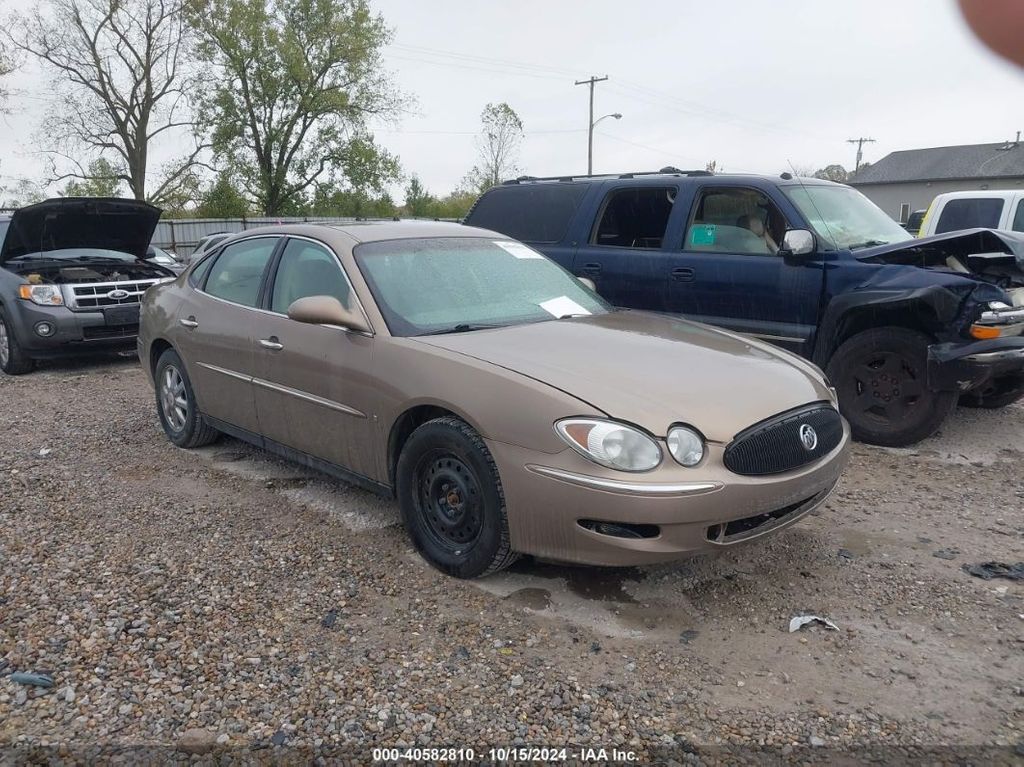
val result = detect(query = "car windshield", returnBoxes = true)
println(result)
[6,247,137,263]
[354,237,610,337]
[784,184,913,250]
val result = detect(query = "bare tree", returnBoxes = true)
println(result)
[0,24,15,108]
[8,0,206,203]
[462,102,523,192]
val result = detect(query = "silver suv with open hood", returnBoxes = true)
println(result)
[0,197,173,374]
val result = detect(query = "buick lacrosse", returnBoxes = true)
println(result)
[139,222,849,578]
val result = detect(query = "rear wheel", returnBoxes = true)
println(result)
[959,375,1024,409]
[396,417,517,579]
[154,349,219,448]
[826,327,957,447]
[0,308,35,376]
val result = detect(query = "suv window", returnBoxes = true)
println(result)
[935,197,1002,233]
[270,239,351,314]
[203,237,277,307]
[592,187,674,249]
[0,220,9,248]
[467,184,587,243]
[686,187,786,255]
[1012,200,1024,232]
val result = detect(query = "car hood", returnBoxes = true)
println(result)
[415,310,832,443]
[0,197,162,264]
[855,228,1024,269]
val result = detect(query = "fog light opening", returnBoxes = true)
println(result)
[34,322,56,337]
[578,519,660,539]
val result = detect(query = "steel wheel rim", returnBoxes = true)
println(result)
[0,320,9,367]
[414,451,484,553]
[160,365,188,432]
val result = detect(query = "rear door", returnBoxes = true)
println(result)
[662,183,825,354]
[174,235,280,432]
[569,182,680,311]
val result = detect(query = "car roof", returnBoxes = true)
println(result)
[221,220,500,245]
[933,189,1020,200]
[495,171,842,189]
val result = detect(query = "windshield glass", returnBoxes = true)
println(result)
[784,184,913,250]
[354,237,610,337]
[7,248,137,263]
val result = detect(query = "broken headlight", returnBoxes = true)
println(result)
[970,301,1024,339]
[18,284,64,306]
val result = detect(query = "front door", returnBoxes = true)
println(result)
[174,236,280,432]
[251,237,380,480]
[664,185,825,354]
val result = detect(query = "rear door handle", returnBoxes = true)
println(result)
[179,316,199,329]
[671,267,695,282]
[580,262,603,276]
[259,337,284,351]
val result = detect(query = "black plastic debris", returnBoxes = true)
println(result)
[838,548,856,560]
[9,672,54,688]
[679,629,699,644]
[321,609,338,628]
[962,562,1024,581]
[933,548,960,560]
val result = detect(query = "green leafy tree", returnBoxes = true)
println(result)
[310,186,396,217]
[813,164,849,183]
[462,102,523,193]
[403,175,435,218]
[60,158,124,197]
[9,0,206,203]
[189,0,403,216]
[196,173,251,218]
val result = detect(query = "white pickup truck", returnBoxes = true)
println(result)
[919,190,1024,237]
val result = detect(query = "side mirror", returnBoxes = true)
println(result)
[287,295,371,334]
[577,276,597,292]
[779,229,816,258]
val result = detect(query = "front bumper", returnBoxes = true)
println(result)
[6,300,140,359]
[486,418,850,567]
[928,337,1024,392]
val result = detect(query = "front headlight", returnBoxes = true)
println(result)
[667,425,705,467]
[18,284,64,306]
[555,418,662,472]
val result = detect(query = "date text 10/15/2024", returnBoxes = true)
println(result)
[372,747,639,762]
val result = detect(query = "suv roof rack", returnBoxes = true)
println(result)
[502,167,714,185]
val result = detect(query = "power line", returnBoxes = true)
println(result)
[847,137,876,172]
[575,75,608,174]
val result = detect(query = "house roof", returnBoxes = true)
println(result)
[848,141,1024,185]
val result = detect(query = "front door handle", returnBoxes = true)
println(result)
[179,316,199,329]
[580,262,603,276]
[259,337,284,351]
[671,267,695,282]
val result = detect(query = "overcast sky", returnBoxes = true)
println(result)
[2,0,1023,201]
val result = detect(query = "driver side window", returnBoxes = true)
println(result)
[685,188,787,256]
[270,239,352,315]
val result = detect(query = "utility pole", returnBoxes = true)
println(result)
[847,137,876,173]
[576,75,609,175]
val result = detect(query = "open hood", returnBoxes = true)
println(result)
[854,228,1024,268]
[0,197,162,264]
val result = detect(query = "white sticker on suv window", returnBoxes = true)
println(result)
[540,296,591,318]
[494,240,543,259]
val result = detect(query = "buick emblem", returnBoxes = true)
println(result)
[106,289,130,300]
[799,423,818,451]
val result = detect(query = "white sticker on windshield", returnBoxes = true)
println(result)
[494,240,544,259]
[540,296,592,318]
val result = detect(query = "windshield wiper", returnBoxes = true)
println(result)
[847,240,888,250]
[424,322,506,336]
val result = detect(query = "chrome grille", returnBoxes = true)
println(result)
[724,404,843,476]
[65,280,161,311]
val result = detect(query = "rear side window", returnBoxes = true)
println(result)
[1012,200,1024,232]
[0,221,9,249]
[466,184,587,243]
[203,237,277,307]
[188,252,216,287]
[935,198,1002,233]
[591,187,675,249]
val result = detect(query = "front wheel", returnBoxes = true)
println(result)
[826,327,957,447]
[154,349,219,448]
[396,417,518,579]
[0,308,36,375]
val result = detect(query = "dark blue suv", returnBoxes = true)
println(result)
[465,169,1024,446]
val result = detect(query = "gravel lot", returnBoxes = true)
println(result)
[1,356,1021,762]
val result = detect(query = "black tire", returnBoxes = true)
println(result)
[154,348,219,448]
[826,327,958,447]
[396,416,518,579]
[0,307,36,375]
[959,375,1024,409]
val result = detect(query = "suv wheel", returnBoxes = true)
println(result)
[154,348,219,448]
[0,307,35,375]
[959,374,1024,409]
[826,327,957,447]
[396,416,518,579]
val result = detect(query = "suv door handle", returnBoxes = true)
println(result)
[580,262,602,276]
[671,267,695,282]
[179,316,199,329]
[259,337,284,351]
